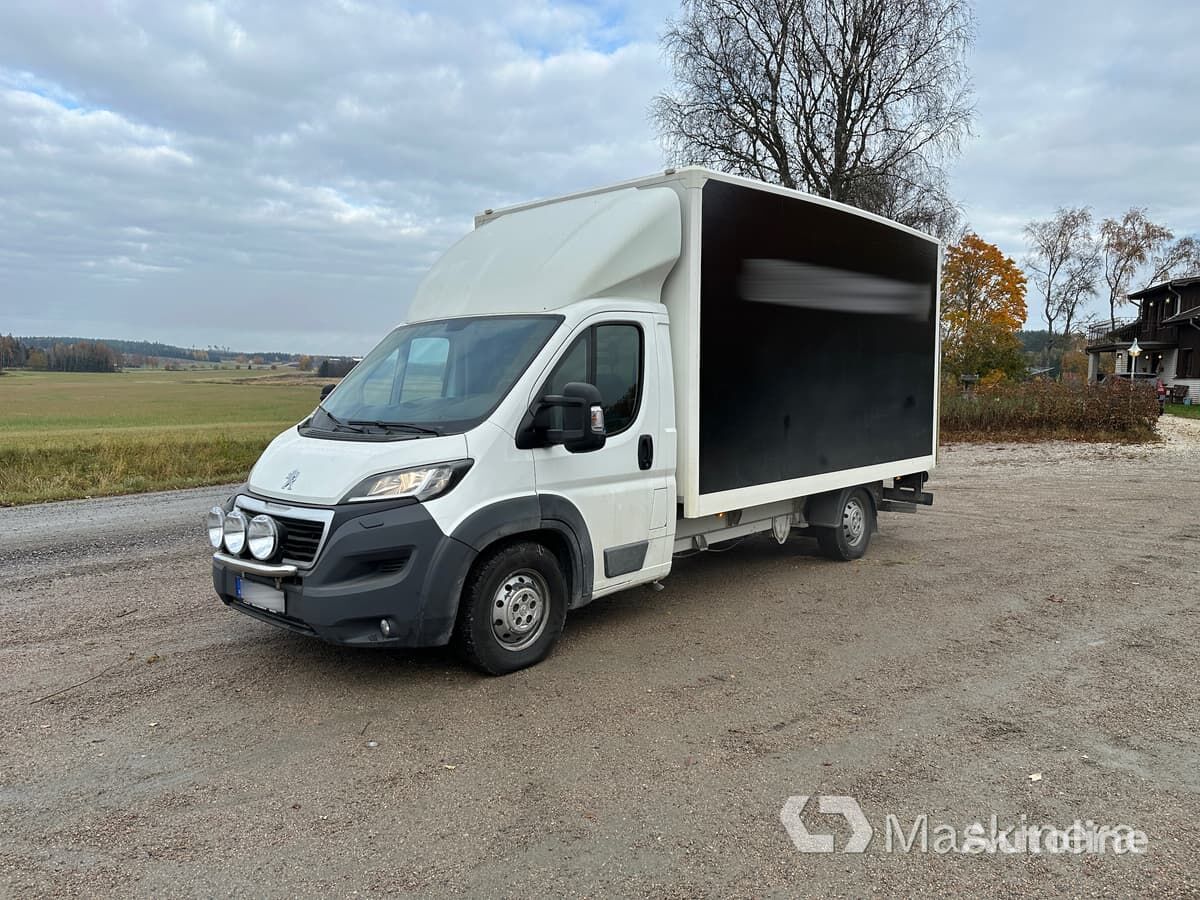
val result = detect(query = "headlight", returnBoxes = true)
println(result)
[206,506,226,549]
[222,509,248,555]
[343,459,472,503]
[247,515,280,561]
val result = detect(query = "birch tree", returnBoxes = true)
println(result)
[1099,209,1171,329]
[1024,207,1099,363]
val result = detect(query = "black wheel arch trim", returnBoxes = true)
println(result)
[446,494,594,613]
[537,494,594,609]
[805,483,881,531]
[451,495,542,551]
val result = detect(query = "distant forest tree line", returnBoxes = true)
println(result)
[1,334,355,375]
[0,335,120,372]
[18,336,294,364]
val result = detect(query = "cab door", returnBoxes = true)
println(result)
[531,312,665,597]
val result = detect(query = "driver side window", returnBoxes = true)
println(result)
[542,323,642,435]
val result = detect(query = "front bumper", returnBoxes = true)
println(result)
[212,495,476,647]
[212,553,298,578]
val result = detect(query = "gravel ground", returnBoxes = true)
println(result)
[1,418,1198,897]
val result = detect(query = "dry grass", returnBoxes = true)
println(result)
[940,378,1160,444]
[0,369,323,505]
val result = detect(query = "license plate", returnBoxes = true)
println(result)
[235,575,286,614]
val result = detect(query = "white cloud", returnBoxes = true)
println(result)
[0,0,676,353]
[952,1,1200,280]
[0,0,1196,349]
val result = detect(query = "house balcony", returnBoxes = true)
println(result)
[1086,318,1178,351]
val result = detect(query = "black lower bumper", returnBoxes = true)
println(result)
[212,496,477,648]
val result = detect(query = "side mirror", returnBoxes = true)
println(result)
[559,382,607,453]
[516,382,607,452]
[320,383,336,400]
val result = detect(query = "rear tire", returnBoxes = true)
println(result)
[816,488,874,561]
[453,541,568,675]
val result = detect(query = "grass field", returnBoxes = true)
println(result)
[0,369,324,505]
[1166,402,1200,419]
[10,367,1185,506]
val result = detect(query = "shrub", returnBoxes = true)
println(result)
[941,379,1159,442]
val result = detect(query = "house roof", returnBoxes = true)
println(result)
[1128,273,1200,300]
[1163,306,1200,325]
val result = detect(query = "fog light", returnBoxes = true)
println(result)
[222,510,248,555]
[247,514,279,561]
[379,618,393,638]
[206,506,225,549]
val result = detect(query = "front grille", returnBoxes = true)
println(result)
[274,514,326,564]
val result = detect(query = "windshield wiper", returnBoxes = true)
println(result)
[317,404,367,433]
[348,420,442,436]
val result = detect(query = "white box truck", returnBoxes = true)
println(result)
[207,168,940,674]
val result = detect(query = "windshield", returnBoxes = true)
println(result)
[310,315,560,437]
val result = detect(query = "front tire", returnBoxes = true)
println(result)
[454,541,568,675]
[816,488,874,561]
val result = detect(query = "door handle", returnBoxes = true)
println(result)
[638,435,653,470]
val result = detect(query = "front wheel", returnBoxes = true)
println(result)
[454,541,568,675]
[815,488,874,561]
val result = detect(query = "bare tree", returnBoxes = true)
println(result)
[1099,209,1172,329]
[1144,235,1200,287]
[1024,207,1099,364]
[652,0,973,235]
[1058,247,1100,347]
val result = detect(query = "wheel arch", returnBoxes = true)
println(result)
[805,483,881,532]
[447,494,594,613]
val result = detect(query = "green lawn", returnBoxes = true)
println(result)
[0,368,319,431]
[0,368,325,505]
[1166,403,1200,419]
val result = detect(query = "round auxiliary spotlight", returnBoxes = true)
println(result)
[247,515,279,561]
[222,509,248,555]
[206,506,226,549]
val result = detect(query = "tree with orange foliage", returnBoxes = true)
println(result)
[941,233,1028,383]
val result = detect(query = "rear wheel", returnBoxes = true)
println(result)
[816,488,874,561]
[454,541,568,675]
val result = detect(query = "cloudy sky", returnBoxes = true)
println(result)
[1,0,1197,354]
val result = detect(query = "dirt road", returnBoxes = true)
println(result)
[2,419,1198,897]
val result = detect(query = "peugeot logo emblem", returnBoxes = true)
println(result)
[282,469,300,491]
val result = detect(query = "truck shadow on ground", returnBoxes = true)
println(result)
[228,531,838,689]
